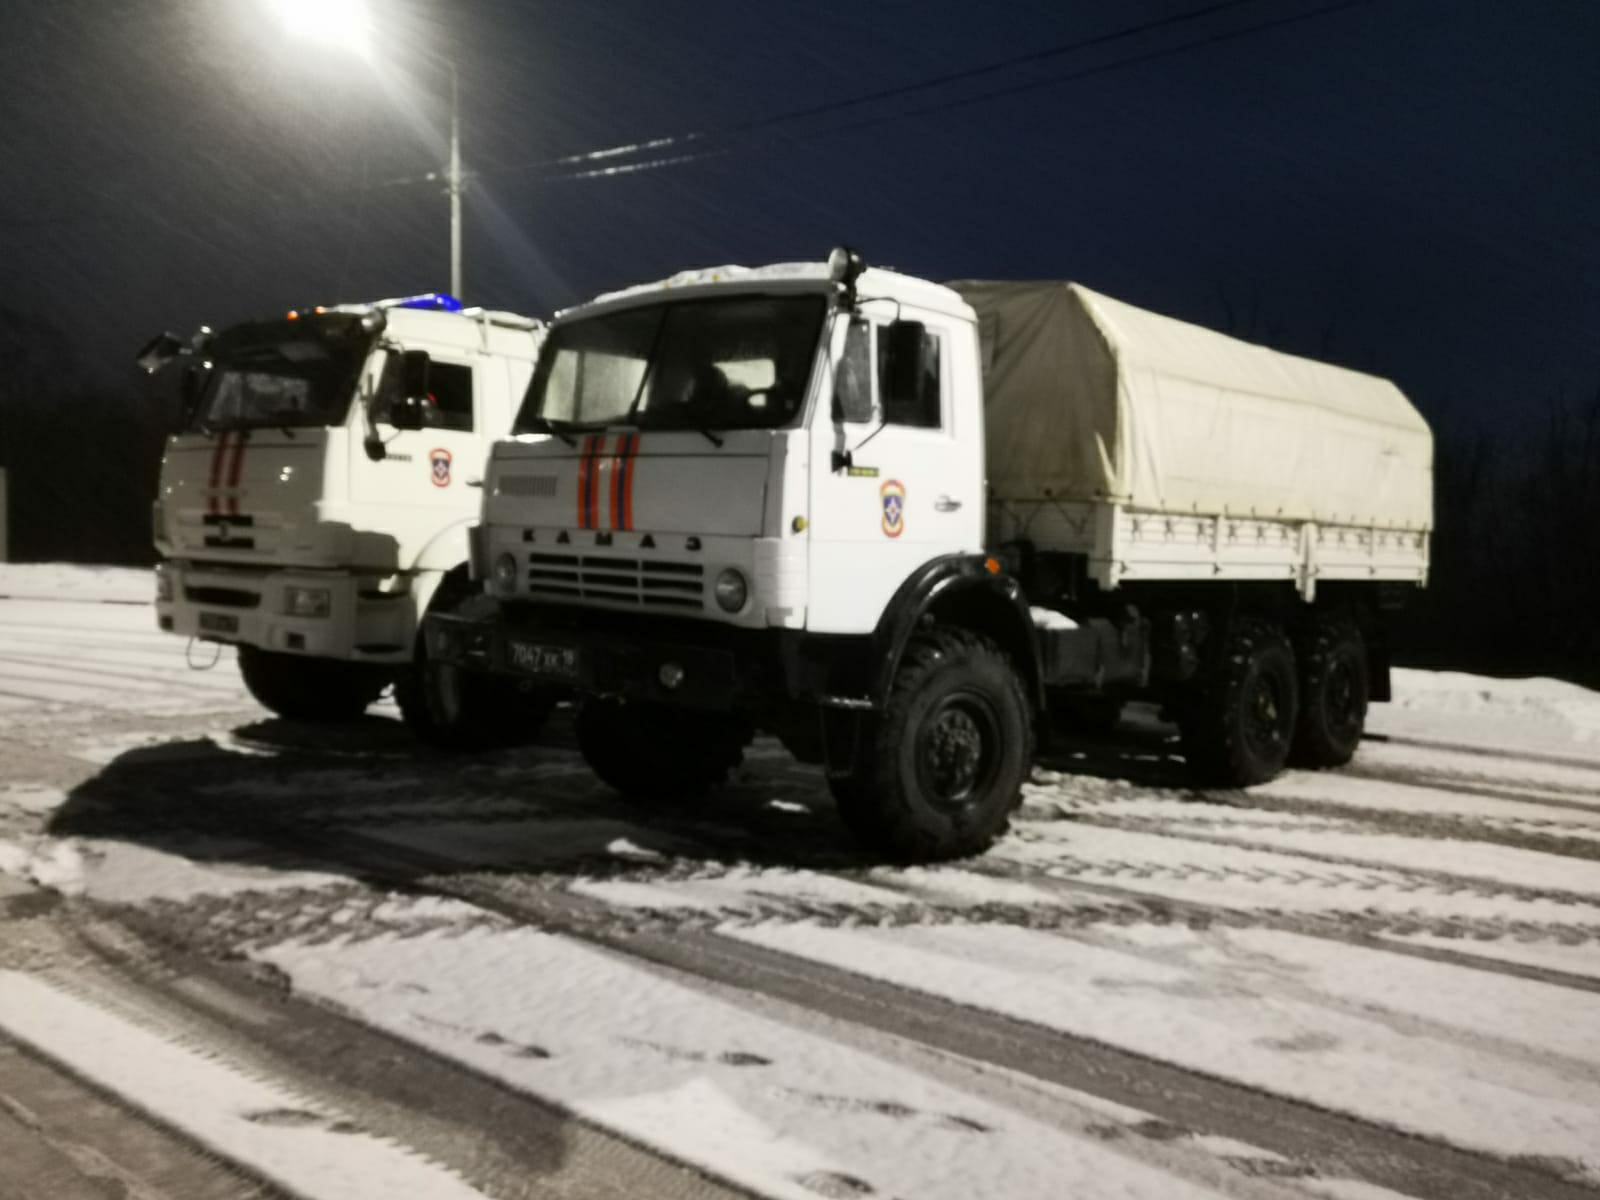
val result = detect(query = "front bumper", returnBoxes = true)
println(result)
[156,562,416,663]
[426,609,741,710]
[424,603,873,713]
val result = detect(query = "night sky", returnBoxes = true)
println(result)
[2,0,1597,439]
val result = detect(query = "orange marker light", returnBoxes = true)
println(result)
[984,557,1002,575]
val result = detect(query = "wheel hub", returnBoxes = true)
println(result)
[928,709,983,793]
[1326,658,1361,737]
[916,692,1000,811]
[1246,676,1286,751]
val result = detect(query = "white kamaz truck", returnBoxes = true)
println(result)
[142,293,551,744]
[426,252,1433,860]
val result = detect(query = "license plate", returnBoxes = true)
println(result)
[507,640,579,681]
[199,612,239,635]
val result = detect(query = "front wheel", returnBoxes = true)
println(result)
[398,583,554,750]
[1178,618,1298,787]
[397,653,554,751]
[237,646,385,721]
[833,628,1033,862]
[576,698,748,802]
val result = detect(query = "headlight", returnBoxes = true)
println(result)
[713,568,748,614]
[492,552,519,592]
[284,586,332,618]
[154,565,174,603]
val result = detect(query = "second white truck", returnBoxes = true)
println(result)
[427,252,1434,859]
[142,293,552,744]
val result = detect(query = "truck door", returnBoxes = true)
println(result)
[347,345,486,571]
[806,310,984,634]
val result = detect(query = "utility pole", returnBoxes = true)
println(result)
[446,57,464,299]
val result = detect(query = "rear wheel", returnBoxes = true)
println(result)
[576,698,749,802]
[1178,618,1298,787]
[1291,618,1368,767]
[237,646,385,721]
[833,628,1033,862]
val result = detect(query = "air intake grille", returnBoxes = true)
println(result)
[183,586,261,609]
[525,552,703,610]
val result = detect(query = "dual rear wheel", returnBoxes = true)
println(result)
[1177,615,1367,786]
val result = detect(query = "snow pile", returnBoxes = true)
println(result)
[0,562,153,605]
[0,834,345,904]
[1374,668,1600,761]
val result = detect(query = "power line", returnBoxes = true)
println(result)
[480,0,1270,180]
[516,0,1379,186]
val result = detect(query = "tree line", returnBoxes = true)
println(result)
[0,307,169,564]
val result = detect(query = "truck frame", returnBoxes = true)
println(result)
[143,293,553,745]
[427,251,1433,861]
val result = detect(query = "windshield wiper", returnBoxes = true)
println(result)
[693,427,724,448]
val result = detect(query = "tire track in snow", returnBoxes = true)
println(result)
[1363,732,1600,775]
[1018,811,1600,907]
[3,900,753,1200]
[214,818,1600,1200]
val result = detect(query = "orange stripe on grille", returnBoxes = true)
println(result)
[225,431,246,516]
[621,434,639,532]
[576,435,596,528]
[207,433,229,515]
[607,434,623,531]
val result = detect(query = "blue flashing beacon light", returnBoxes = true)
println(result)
[394,292,464,313]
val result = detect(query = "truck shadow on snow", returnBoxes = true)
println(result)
[45,708,1197,890]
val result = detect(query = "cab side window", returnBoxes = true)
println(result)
[879,325,942,429]
[417,361,474,431]
[373,354,475,432]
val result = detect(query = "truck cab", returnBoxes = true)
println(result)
[430,251,1432,861]
[147,294,551,741]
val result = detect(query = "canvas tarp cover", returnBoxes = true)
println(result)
[947,281,1434,530]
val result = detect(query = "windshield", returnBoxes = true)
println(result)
[193,316,373,431]
[515,294,826,435]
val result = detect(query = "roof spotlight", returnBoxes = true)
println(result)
[827,245,866,306]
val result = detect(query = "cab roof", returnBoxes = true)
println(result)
[563,260,976,324]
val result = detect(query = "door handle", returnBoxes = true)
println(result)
[935,495,962,512]
[465,477,484,489]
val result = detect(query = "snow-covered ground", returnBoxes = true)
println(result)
[2,565,1600,1199]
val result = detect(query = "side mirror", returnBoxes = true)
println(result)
[178,364,208,430]
[881,320,927,413]
[135,332,187,376]
[833,318,875,425]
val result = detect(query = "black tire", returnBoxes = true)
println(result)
[398,579,554,750]
[833,628,1033,863]
[237,645,385,721]
[1178,618,1298,787]
[576,698,748,802]
[397,652,554,751]
[1291,618,1368,768]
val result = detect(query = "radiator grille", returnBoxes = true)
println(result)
[525,552,703,610]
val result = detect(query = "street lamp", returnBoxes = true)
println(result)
[266,0,466,299]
